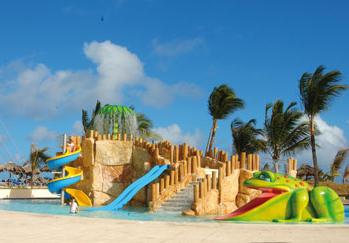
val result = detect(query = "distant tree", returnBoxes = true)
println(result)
[205,84,244,155]
[329,148,349,182]
[28,144,49,187]
[343,165,349,184]
[299,65,348,186]
[264,100,310,172]
[231,118,265,155]
[136,112,161,140]
[82,100,101,134]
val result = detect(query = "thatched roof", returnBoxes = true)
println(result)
[0,162,25,173]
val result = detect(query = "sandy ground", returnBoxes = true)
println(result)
[0,210,348,243]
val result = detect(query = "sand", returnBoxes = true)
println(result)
[0,210,348,243]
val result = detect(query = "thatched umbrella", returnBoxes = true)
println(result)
[0,162,25,174]
[297,163,315,181]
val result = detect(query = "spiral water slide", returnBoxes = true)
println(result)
[46,147,92,206]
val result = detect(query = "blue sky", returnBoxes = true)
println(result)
[0,0,348,171]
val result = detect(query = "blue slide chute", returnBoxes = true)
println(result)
[88,164,169,211]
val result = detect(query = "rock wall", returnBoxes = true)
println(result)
[74,137,155,206]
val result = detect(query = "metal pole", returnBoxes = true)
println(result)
[61,134,67,206]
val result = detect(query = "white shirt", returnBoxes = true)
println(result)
[70,201,78,213]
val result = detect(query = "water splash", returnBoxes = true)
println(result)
[93,105,138,137]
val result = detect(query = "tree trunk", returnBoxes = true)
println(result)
[207,119,218,156]
[310,117,320,186]
[205,127,213,156]
[273,160,279,173]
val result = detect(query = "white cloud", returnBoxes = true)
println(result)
[152,37,204,57]
[29,126,57,143]
[153,124,204,148]
[297,116,347,171]
[0,41,200,119]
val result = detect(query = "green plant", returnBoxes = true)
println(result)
[205,84,244,155]
[264,100,310,172]
[231,118,265,155]
[82,100,101,134]
[299,65,348,186]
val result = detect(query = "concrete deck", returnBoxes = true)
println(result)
[0,210,348,243]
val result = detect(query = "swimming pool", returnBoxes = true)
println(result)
[0,199,348,223]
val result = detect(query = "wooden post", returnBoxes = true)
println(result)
[194,184,199,202]
[227,160,231,176]
[155,183,159,199]
[199,181,205,199]
[165,175,170,189]
[197,154,201,168]
[206,174,211,192]
[174,145,179,163]
[292,159,297,171]
[212,171,217,190]
[179,163,184,181]
[160,178,165,194]
[240,152,246,169]
[170,145,174,164]
[175,167,179,185]
[248,154,253,170]
[183,143,188,159]
[192,156,197,174]
[170,170,175,186]
[187,157,192,174]
[218,167,223,191]
[151,183,157,202]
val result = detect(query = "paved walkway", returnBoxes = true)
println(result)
[0,210,348,243]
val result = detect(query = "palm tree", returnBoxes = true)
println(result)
[343,165,349,184]
[231,118,266,155]
[299,65,348,186]
[205,84,244,155]
[28,144,50,187]
[136,112,161,140]
[329,148,349,182]
[264,100,310,172]
[82,100,101,134]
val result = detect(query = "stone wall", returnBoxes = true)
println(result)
[73,133,158,206]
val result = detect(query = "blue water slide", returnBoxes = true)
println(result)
[46,149,81,170]
[48,175,81,194]
[88,164,169,211]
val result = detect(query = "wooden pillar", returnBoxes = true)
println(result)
[240,152,246,169]
[175,167,179,185]
[165,175,170,189]
[170,145,174,164]
[187,157,192,174]
[194,184,199,202]
[218,167,223,191]
[151,183,157,202]
[170,170,175,186]
[206,174,211,192]
[192,156,197,174]
[183,143,188,159]
[179,163,184,181]
[160,178,165,194]
[248,154,253,170]
[197,154,201,168]
[212,171,217,190]
[123,133,127,141]
[174,145,179,163]
[199,181,205,199]
[227,160,231,176]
